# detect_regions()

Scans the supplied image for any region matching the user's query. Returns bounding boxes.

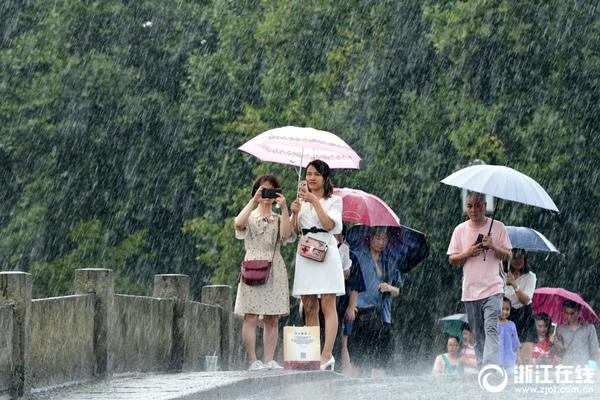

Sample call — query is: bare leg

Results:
[262,315,280,363]
[319,294,338,363]
[242,314,259,363]
[302,295,320,327]
[341,335,352,372]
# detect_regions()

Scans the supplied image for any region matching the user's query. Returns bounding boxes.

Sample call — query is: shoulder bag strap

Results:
[270,216,280,263]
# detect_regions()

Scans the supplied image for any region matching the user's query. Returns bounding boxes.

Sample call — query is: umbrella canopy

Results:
[441,165,559,212]
[346,225,429,273]
[506,226,559,253]
[332,188,400,227]
[439,313,468,340]
[238,126,361,169]
[532,287,598,325]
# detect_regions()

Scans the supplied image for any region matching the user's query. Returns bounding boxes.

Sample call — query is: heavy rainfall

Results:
[1,1,600,399]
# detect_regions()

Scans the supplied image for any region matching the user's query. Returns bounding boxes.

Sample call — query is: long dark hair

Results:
[305,159,334,198]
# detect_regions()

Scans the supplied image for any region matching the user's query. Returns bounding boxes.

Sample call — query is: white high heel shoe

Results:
[320,356,335,371]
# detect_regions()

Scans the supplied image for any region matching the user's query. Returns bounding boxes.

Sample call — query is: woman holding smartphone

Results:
[290,159,345,371]
[234,174,293,370]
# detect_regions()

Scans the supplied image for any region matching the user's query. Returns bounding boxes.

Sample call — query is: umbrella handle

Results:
[487,200,499,236]
[296,147,305,201]
[483,200,499,261]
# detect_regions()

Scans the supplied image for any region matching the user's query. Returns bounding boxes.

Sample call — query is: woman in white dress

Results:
[290,160,344,370]
[234,174,293,370]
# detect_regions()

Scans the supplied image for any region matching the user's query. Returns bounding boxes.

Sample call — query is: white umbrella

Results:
[238,126,361,169]
[441,165,558,212]
[441,164,558,237]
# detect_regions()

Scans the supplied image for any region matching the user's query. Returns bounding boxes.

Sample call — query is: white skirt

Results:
[292,232,345,297]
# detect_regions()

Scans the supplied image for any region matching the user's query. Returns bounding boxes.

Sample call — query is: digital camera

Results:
[262,188,282,199]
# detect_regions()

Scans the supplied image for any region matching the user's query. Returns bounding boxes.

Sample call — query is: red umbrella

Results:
[333,188,400,227]
[532,287,598,325]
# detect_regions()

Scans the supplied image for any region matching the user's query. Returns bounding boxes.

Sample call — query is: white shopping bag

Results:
[283,326,320,370]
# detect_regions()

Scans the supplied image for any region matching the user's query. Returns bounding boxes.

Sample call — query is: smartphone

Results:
[475,234,484,245]
[297,180,308,196]
[261,188,282,199]
[550,322,557,336]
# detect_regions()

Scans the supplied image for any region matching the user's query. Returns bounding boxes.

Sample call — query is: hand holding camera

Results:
[261,187,282,199]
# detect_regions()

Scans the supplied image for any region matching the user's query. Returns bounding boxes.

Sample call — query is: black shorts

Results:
[510,304,537,343]
[348,308,393,369]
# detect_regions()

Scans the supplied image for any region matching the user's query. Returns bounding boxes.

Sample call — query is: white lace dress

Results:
[292,195,345,297]
[234,210,291,317]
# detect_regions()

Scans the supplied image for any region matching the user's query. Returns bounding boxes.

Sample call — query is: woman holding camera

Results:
[234,174,293,370]
[290,159,345,371]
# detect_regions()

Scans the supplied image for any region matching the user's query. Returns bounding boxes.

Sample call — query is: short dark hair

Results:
[306,159,334,198]
[563,300,581,311]
[503,297,512,308]
[251,174,280,197]
[461,323,471,332]
[466,191,486,203]
[448,335,460,344]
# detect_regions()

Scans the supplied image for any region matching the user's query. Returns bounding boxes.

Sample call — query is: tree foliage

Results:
[1,0,599,361]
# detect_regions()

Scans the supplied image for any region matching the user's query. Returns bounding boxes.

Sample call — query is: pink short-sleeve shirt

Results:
[447,218,512,302]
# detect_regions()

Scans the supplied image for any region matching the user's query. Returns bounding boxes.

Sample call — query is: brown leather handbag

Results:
[239,217,280,286]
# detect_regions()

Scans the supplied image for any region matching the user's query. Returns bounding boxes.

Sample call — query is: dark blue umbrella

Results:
[506,226,559,253]
[346,224,429,273]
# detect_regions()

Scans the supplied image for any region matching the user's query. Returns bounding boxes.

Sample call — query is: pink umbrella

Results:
[332,188,400,227]
[238,126,361,169]
[532,287,598,325]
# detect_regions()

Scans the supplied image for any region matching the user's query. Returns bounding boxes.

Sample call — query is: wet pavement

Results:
[24,370,342,400]
[243,373,599,400]
[22,368,599,400]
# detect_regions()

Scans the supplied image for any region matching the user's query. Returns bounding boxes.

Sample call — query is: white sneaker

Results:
[249,360,265,370]
[265,360,284,370]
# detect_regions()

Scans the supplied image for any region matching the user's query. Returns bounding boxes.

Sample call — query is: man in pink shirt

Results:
[447,192,512,367]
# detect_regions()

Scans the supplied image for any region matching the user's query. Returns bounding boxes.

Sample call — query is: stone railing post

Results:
[74,268,114,378]
[0,272,32,398]
[201,285,233,370]
[153,274,189,372]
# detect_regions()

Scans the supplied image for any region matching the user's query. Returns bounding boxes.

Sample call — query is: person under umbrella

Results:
[555,300,600,367]
[346,227,401,378]
[345,225,428,378]
[447,191,512,368]
[290,159,345,371]
[504,248,537,364]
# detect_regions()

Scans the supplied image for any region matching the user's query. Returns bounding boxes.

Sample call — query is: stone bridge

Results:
[0,269,249,399]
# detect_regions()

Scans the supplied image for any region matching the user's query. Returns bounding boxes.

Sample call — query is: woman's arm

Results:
[290,199,301,234]
[235,186,263,230]
[274,193,292,239]
[234,198,258,231]
[298,190,335,231]
[310,199,335,231]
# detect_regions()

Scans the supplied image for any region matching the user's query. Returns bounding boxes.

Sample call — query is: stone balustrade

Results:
[0,270,234,399]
